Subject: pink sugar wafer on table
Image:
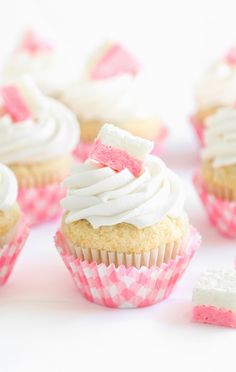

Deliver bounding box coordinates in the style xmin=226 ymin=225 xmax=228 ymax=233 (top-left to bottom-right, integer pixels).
xmin=192 ymin=269 xmax=236 ymax=328
xmin=19 ymin=29 xmax=53 ymax=54
xmin=89 ymin=124 xmax=153 ymax=176
xmin=89 ymin=42 xmax=141 ymax=80
xmin=1 ymin=85 xmax=31 ymax=122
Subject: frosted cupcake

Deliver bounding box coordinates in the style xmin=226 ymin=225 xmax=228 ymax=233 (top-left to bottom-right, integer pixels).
xmin=60 ymin=42 xmax=167 ymax=161
xmin=194 ymin=107 xmax=236 ymax=237
xmin=191 ymin=45 xmax=236 ymax=145
xmin=55 ymin=124 xmax=200 ymax=308
xmin=0 ymin=163 xmax=29 ymax=285
xmin=2 ymin=29 xmax=63 ymax=97
xmin=0 ymin=76 xmax=79 ymax=225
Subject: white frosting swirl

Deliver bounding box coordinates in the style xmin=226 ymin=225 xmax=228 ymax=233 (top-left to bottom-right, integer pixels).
xmin=202 ymin=108 xmax=236 ymax=167
xmin=3 ymin=51 xmax=62 ymax=96
xmin=61 ymin=156 xmax=185 ymax=229
xmin=195 ymin=61 xmax=236 ymax=109
xmin=61 ymin=74 xmax=157 ymax=121
xmin=0 ymin=163 xmax=18 ymax=211
xmin=0 ymin=98 xmax=79 ymax=164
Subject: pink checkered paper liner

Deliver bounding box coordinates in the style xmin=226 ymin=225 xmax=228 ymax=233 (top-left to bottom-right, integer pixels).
xmin=193 ymin=170 xmax=236 ymax=238
xmin=54 ymin=226 xmax=200 ymax=308
xmin=190 ymin=115 xmax=205 ymax=146
xmin=73 ymin=127 xmax=168 ymax=163
xmin=0 ymin=218 xmax=29 ymax=286
xmin=18 ymin=183 xmax=65 ymax=226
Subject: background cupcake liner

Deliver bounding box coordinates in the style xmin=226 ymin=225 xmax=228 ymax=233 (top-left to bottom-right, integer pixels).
xmin=54 ymin=226 xmax=200 ymax=308
xmin=18 ymin=184 xmax=65 ymax=226
xmin=64 ymin=232 xmax=186 ymax=269
xmin=190 ymin=115 xmax=205 ymax=146
xmin=0 ymin=218 xmax=29 ymax=286
xmin=193 ymin=170 xmax=236 ymax=238
xmin=73 ymin=126 xmax=168 ymax=163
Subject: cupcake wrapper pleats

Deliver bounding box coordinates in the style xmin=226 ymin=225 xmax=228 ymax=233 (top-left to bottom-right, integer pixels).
xmin=193 ymin=171 xmax=236 ymax=238
xmin=0 ymin=218 xmax=29 ymax=285
xmin=54 ymin=226 xmax=201 ymax=308
xmin=18 ymin=183 xmax=65 ymax=226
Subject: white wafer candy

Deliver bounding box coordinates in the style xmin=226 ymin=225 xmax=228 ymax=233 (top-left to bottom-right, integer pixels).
xmin=90 ymin=124 xmax=154 ymax=176
xmin=193 ymin=269 xmax=236 ymax=311
xmin=97 ymin=123 xmax=153 ymax=160
xmin=192 ymin=269 xmax=236 ymax=328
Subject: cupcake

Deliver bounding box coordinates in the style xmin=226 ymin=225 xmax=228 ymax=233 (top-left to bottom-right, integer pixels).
xmin=55 ymin=124 xmax=200 ymax=308
xmin=60 ymin=42 xmax=168 ymax=161
xmin=191 ymin=45 xmax=236 ymax=145
xmin=0 ymin=163 xmax=29 ymax=285
xmin=2 ymin=29 xmax=63 ymax=97
xmin=0 ymin=76 xmax=79 ymax=225
xmin=193 ymin=107 xmax=236 ymax=237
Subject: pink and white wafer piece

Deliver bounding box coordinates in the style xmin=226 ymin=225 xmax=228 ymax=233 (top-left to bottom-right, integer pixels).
xmin=1 ymin=85 xmax=32 ymax=122
xmin=192 ymin=269 xmax=236 ymax=328
xmin=18 ymin=29 xmax=53 ymax=54
xmin=89 ymin=42 xmax=141 ymax=80
xmin=54 ymin=227 xmax=200 ymax=309
xmin=1 ymin=78 xmax=46 ymax=122
xmin=74 ymin=127 xmax=168 ymax=163
xmin=90 ymin=124 xmax=153 ymax=176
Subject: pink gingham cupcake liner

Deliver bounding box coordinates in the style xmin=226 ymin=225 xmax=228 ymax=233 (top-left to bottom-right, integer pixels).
xmin=73 ymin=127 xmax=168 ymax=163
xmin=190 ymin=115 xmax=205 ymax=146
xmin=0 ymin=218 xmax=29 ymax=285
xmin=193 ymin=170 xmax=236 ymax=238
xmin=18 ymin=183 xmax=65 ymax=226
xmin=54 ymin=226 xmax=201 ymax=308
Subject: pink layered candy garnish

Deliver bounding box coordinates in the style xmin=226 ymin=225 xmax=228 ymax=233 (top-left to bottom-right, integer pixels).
xmin=193 ymin=306 xmax=236 ymax=328
xmin=90 ymin=139 xmax=143 ymax=176
xmin=1 ymin=85 xmax=31 ymax=122
xmin=18 ymin=29 xmax=53 ymax=54
xmin=225 ymin=46 xmax=236 ymax=65
xmin=89 ymin=43 xmax=141 ymax=80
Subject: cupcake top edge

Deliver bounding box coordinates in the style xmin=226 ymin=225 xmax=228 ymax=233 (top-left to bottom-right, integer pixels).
xmin=202 ymin=107 xmax=236 ymax=168
xmin=0 ymin=76 xmax=79 ymax=165
xmin=61 ymin=124 xmax=185 ymax=229
xmin=0 ymin=163 xmax=18 ymax=211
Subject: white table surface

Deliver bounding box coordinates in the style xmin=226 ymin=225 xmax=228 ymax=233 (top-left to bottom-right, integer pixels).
xmin=0 ymin=122 xmax=235 ymax=372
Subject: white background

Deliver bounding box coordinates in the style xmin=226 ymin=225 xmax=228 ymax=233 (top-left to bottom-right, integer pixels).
xmin=0 ymin=1 xmax=236 ymax=371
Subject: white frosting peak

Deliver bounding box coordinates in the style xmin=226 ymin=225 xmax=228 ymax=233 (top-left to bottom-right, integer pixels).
xmin=0 ymin=163 xmax=18 ymax=211
xmin=61 ymin=156 xmax=185 ymax=229
xmin=202 ymin=108 xmax=236 ymax=167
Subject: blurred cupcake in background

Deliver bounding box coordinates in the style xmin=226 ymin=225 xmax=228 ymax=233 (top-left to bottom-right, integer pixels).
xmin=191 ymin=45 xmax=236 ymax=145
xmin=55 ymin=124 xmax=200 ymax=308
xmin=60 ymin=41 xmax=168 ymax=161
xmin=0 ymin=76 xmax=79 ymax=225
xmin=2 ymin=29 xmax=64 ymax=97
xmin=0 ymin=163 xmax=29 ymax=285
xmin=193 ymin=107 xmax=236 ymax=238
